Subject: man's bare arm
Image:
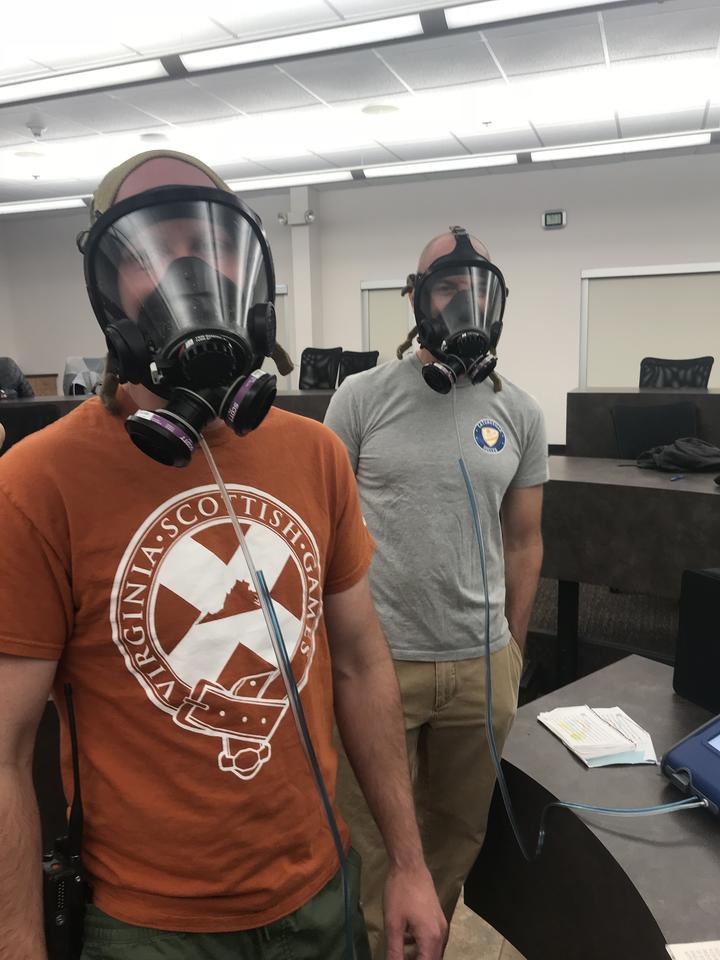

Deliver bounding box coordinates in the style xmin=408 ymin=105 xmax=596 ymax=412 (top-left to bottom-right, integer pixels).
xmin=325 ymin=576 xmax=446 ymax=960
xmin=501 ymin=484 xmax=544 ymax=650
xmin=0 ymin=654 xmax=58 ymax=960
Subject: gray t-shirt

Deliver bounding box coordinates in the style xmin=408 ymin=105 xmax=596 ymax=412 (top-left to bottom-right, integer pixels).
xmin=324 ymin=353 xmax=548 ymax=661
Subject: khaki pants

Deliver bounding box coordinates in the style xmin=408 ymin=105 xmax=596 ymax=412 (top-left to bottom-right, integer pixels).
xmin=335 ymin=642 xmax=523 ymax=960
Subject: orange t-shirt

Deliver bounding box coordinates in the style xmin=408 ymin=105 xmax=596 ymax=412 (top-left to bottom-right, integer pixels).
xmin=0 ymin=391 xmax=374 ymax=932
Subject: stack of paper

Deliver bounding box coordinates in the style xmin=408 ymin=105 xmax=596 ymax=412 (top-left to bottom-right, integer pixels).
xmin=667 ymin=943 xmax=720 ymax=960
xmin=537 ymin=705 xmax=657 ymax=767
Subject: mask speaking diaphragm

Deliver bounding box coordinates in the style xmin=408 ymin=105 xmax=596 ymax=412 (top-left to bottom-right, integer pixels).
xmin=413 ymin=229 xmax=508 ymax=394
xmin=81 ymin=185 xmax=278 ymax=466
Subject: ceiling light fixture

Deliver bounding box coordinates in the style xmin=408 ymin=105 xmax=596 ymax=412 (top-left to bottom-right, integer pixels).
xmin=0 ymin=60 xmax=168 ymax=106
xmin=180 ymin=15 xmax=423 ymax=72
xmin=530 ymin=131 xmax=712 ymax=162
xmin=226 ymin=170 xmax=353 ymax=191
xmin=445 ymin=0 xmax=630 ymax=29
xmin=0 ymin=197 xmax=87 ymax=215
xmin=363 ymin=153 xmax=518 ymax=178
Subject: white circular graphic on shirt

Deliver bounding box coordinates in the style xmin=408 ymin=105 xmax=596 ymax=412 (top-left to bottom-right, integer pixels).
xmin=474 ymin=418 xmax=506 ymax=454
xmin=109 ymin=485 xmax=322 ymax=781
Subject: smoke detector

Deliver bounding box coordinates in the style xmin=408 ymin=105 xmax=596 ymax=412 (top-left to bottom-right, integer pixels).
xmin=26 ymin=120 xmax=47 ymax=140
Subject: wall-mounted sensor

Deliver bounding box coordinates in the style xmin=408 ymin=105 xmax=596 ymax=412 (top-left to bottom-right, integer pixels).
xmin=543 ymin=210 xmax=566 ymax=229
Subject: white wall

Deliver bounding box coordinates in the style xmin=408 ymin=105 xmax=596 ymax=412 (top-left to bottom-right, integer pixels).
xmin=2 ymin=152 xmax=720 ymax=442
xmin=314 ymin=152 xmax=720 ymax=444
xmin=0 ymin=192 xmax=292 ymax=385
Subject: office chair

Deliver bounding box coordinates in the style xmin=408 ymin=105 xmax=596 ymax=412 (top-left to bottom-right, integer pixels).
xmin=611 ymin=401 xmax=698 ymax=460
xmin=63 ymin=356 xmax=105 ymax=396
xmin=337 ymin=350 xmax=380 ymax=385
xmin=639 ymin=356 xmax=714 ymax=389
xmin=298 ymin=347 xmax=343 ymax=390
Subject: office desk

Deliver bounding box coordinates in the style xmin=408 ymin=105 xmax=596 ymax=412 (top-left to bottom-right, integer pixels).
xmin=465 ymin=656 xmax=719 ymax=960
xmin=0 ymin=391 xmax=335 ymax=452
xmin=566 ymin=388 xmax=720 ymax=458
xmin=542 ymin=456 xmax=720 ymax=680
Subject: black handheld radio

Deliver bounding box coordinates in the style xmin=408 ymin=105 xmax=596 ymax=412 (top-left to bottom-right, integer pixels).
xmin=42 ymin=684 xmax=90 ymax=960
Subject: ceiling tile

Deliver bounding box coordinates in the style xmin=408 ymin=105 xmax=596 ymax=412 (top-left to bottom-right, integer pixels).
xmin=0 ymin=57 xmax=51 ymax=84
xmin=208 ymin=1 xmax=338 ymax=39
xmin=213 ymin=159 xmax=281 ymax=180
xmin=379 ymin=33 xmax=501 ymax=89
xmin=603 ymin=3 xmax=720 ymax=60
xmin=455 ymin=129 xmax=541 ymax=153
xmin=23 ymin=43 xmax=135 ymax=73
xmin=191 ymin=66 xmax=322 ymax=113
xmin=484 ymin=23 xmax=605 ymax=76
xmin=619 ymin=108 xmax=707 ymax=138
xmin=313 ymin=145 xmax=398 ymax=167
xmin=253 ymin=154 xmax=335 ymax=174
xmin=281 ymin=50 xmax=406 ymax=102
xmin=0 ymin=127 xmax=34 ymax=149
xmin=0 ymin=105 xmax=96 ymax=141
xmin=482 ymin=10 xmax=599 ymax=40
xmin=533 ymin=119 xmax=619 ymax=146
xmin=38 ymin=93 xmax=165 ymax=134
xmin=329 ymin=0 xmax=470 ymax=14
xmin=375 ymin=137 xmax=468 ymax=161
xmin=117 ymin=17 xmax=232 ymax=56
xmin=112 ymin=79 xmax=239 ymax=123
xmin=706 ymin=103 xmax=720 ymax=127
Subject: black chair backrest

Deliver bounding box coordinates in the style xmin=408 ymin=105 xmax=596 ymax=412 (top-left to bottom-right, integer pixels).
xmin=298 ymin=347 xmax=343 ymax=390
xmin=639 ymin=356 xmax=714 ymax=389
xmin=611 ymin=401 xmax=698 ymax=460
xmin=338 ymin=350 xmax=380 ymax=385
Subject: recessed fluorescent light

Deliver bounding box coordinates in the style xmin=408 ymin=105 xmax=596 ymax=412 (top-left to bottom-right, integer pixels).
xmin=363 ymin=154 xmax=518 ymax=178
xmin=0 ymin=197 xmax=87 ymax=215
xmin=226 ymin=170 xmax=353 ymax=191
xmin=0 ymin=60 xmax=167 ymax=106
xmin=180 ymin=15 xmax=422 ymax=71
xmin=445 ymin=0 xmax=629 ymax=29
xmin=531 ymin=132 xmax=711 ymax=163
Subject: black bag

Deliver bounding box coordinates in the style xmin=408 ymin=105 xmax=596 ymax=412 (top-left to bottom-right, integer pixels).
xmin=636 ymin=436 xmax=720 ymax=472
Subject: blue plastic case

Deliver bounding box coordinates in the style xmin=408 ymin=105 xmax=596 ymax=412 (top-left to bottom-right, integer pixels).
xmin=661 ymin=715 xmax=720 ymax=815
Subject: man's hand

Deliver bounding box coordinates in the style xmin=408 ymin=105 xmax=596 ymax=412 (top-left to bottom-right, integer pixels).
xmin=384 ymin=863 xmax=447 ymax=960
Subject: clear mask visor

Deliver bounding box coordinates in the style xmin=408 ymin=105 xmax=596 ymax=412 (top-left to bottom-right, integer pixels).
xmin=90 ymin=198 xmax=271 ymax=353
xmin=418 ymin=264 xmax=504 ymax=345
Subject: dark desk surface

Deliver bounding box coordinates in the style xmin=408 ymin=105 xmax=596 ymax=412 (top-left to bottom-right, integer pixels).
xmin=0 ymin=391 xmax=335 ymax=452
xmin=549 ymin=454 xmax=720 ymax=495
xmin=466 ymin=656 xmax=720 ymax=958
xmin=543 ymin=457 xmax=720 ymax=598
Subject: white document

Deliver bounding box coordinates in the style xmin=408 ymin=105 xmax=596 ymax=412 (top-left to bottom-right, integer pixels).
xmin=537 ymin=705 xmax=654 ymax=767
xmin=666 ymin=942 xmax=720 ymax=959
xmin=593 ymin=707 xmax=657 ymax=763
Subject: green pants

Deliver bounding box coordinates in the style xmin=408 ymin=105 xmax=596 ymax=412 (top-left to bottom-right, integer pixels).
xmin=80 ymin=850 xmax=371 ymax=960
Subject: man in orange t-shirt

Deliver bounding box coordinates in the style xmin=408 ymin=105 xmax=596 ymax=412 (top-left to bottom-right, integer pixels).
xmin=0 ymin=151 xmax=446 ymax=960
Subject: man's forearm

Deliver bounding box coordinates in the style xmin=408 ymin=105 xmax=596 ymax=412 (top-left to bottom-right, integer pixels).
xmin=504 ymin=540 xmax=543 ymax=649
xmin=333 ymin=638 xmax=423 ymax=870
xmin=0 ymin=764 xmax=47 ymax=960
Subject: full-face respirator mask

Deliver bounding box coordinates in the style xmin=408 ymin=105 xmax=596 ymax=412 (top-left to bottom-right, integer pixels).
xmin=79 ymin=184 xmax=278 ymax=467
xmin=413 ymin=226 xmax=508 ymax=394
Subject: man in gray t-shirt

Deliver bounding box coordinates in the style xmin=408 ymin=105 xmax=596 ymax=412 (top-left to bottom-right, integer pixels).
xmin=325 ymin=227 xmax=548 ymax=957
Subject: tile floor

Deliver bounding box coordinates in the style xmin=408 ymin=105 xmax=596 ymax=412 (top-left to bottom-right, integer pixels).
xmin=444 ymin=899 xmax=525 ymax=960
